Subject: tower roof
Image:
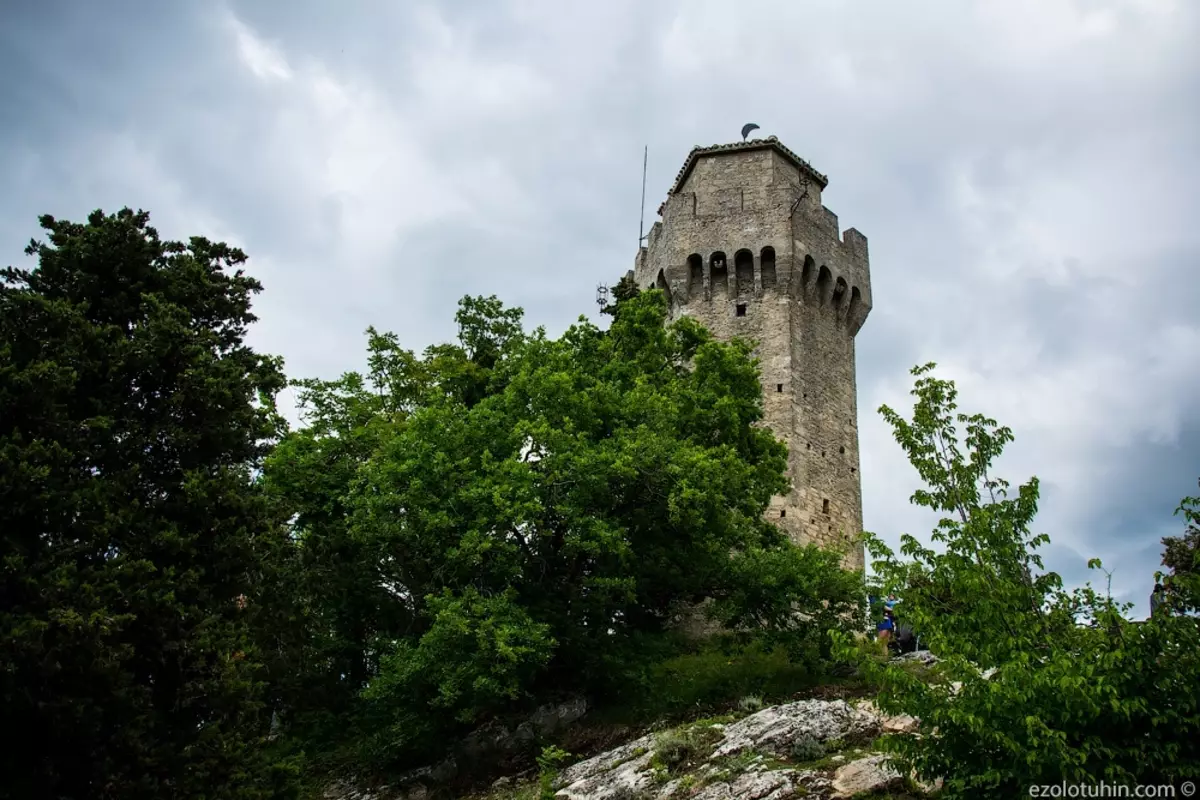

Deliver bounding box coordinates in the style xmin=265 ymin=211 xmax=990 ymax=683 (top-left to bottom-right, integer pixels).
xmin=668 ymin=136 xmax=829 ymax=195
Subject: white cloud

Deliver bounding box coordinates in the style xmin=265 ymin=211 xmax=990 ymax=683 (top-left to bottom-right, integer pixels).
xmin=406 ymin=7 xmax=552 ymax=117
xmin=225 ymin=11 xmax=292 ymax=83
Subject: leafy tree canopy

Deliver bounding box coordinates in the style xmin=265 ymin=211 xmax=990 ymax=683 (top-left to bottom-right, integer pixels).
xmin=838 ymin=364 xmax=1200 ymax=798
xmin=266 ymin=288 xmax=863 ymax=772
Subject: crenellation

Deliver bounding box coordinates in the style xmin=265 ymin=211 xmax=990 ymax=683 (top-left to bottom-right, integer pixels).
xmin=819 ymin=207 xmax=841 ymax=240
xmin=843 ymin=227 xmax=868 ymax=257
xmin=631 ymin=136 xmax=871 ymax=572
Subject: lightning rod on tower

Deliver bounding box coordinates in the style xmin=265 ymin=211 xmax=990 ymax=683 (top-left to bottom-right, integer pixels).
xmin=638 ymin=145 xmax=648 ymax=249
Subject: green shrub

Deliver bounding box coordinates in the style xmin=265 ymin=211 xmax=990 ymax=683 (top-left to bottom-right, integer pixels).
xmin=736 ymin=694 xmax=764 ymax=713
xmin=536 ymin=745 xmax=572 ymax=800
xmin=790 ymin=733 xmax=825 ymax=763
xmin=653 ymin=726 xmax=721 ymax=774
xmin=606 ymin=635 xmax=820 ymax=722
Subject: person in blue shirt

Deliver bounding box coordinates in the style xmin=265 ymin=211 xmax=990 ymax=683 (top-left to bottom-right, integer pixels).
xmin=877 ymin=607 xmax=895 ymax=642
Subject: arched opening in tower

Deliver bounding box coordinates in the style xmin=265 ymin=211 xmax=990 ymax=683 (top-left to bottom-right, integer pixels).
xmin=709 ymin=252 xmax=728 ymax=300
xmin=687 ymin=254 xmax=703 ymax=300
xmin=847 ymin=286 xmax=863 ymax=330
xmin=734 ymin=249 xmax=754 ymax=297
xmin=816 ymin=266 xmax=833 ymax=306
xmin=832 ymin=277 xmax=848 ymax=313
xmin=655 ymin=269 xmax=673 ymax=309
xmin=800 ymin=255 xmax=816 ymax=298
xmin=760 ymin=246 xmax=777 ymax=291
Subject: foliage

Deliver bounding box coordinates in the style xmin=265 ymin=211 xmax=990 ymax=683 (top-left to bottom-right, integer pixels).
xmin=0 ymin=204 xmax=864 ymax=795
xmin=736 ymin=694 xmax=764 ymax=713
xmin=1160 ymin=480 xmax=1200 ymax=613
xmin=598 ymin=635 xmax=825 ymax=724
xmin=653 ymin=726 xmax=720 ymax=774
xmin=835 ymin=363 xmax=1200 ymax=798
xmin=265 ymin=288 xmax=862 ymax=774
xmin=789 ymin=733 xmax=825 ymax=762
xmin=536 ymin=745 xmax=572 ymax=800
xmin=0 ymin=210 xmax=294 ymax=798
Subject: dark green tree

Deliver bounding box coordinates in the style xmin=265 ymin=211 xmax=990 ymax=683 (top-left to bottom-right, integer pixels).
xmin=0 ymin=210 xmax=296 ymax=799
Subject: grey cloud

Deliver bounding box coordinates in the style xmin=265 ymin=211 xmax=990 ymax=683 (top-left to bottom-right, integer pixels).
xmin=2 ymin=0 xmax=1197 ymax=619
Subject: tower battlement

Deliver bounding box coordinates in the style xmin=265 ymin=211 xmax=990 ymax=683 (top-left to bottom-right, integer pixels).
xmin=631 ymin=137 xmax=872 ymax=570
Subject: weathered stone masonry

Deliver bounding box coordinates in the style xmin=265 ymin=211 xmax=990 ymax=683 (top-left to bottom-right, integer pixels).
xmin=629 ymin=137 xmax=872 ymax=571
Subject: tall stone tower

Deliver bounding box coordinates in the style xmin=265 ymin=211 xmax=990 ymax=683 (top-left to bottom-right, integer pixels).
xmin=631 ymin=136 xmax=872 ymax=571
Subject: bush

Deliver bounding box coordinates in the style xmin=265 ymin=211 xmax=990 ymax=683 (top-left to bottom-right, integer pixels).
xmin=736 ymin=694 xmax=765 ymax=713
xmin=653 ymin=726 xmax=720 ymax=774
xmin=605 ymin=636 xmax=820 ymax=722
xmin=536 ymin=745 xmax=572 ymax=800
xmin=790 ymin=733 xmax=825 ymax=763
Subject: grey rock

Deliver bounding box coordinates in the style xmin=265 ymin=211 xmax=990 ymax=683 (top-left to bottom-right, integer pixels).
xmin=554 ymin=733 xmax=658 ymax=799
xmin=553 ymin=700 xmax=890 ymax=799
xmin=855 ymin=699 xmax=919 ymax=734
xmin=830 ymin=754 xmax=902 ymax=798
xmin=710 ymin=700 xmax=879 ymax=759
xmin=690 ymin=768 xmax=806 ymax=800
xmin=893 ymin=650 xmax=939 ymax=665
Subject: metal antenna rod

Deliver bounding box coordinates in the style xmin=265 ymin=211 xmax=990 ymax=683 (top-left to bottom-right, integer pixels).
xmin=637 ymin=145 xmax=648 ymax=248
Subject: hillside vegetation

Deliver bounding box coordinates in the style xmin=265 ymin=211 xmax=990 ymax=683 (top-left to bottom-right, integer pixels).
xmin=2 ymin=209 xmax=1197 ymax=799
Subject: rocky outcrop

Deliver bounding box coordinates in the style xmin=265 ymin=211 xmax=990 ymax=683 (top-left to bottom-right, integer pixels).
xmin=554 ymin=733 xmax=659 ymax=799
xmin=708 ymin=700 xmax=879 ymax=759
xmin=550 ymin=699 xmax=920 ymax=800
xmin=325 ymin=655 xmax=948 ymax=799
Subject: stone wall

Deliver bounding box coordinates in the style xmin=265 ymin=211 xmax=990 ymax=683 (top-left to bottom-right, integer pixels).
xmin=632 ymin=138 xmax=872 ymax=571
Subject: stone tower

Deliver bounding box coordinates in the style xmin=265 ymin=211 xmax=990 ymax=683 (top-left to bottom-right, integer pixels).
xmin=630 ymin=136 xmax=872 ymax=571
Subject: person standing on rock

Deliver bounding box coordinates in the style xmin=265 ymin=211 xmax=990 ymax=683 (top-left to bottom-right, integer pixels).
xmin=877 ymin=607 xmax=894 ymax=644
xmin=1151 ymin=581 xmax=1168 ymax=617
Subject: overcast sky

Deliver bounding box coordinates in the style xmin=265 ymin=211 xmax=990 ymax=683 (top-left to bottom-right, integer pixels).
xmin=3 ymin=0 xmax=1197 ymax=616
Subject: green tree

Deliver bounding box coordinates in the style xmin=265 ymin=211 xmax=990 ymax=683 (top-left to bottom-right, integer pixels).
xmin=0 ymin=210 xmax=296 ymax=799
xmin=259 ymin=300 xmax=529 ymax=762
xmin=269 ymin=288 xmax=863 ymax=774
xmin=1160 ymin=480 xmax=1200 ymax=613
xmin=836 ymin=364 xmax=1200 ymax=797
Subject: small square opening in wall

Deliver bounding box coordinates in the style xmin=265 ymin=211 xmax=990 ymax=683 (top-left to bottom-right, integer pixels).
xmin=822 ymin=498 xmax=830 ymax=514
xmin=780 ymin=509 xmax=786 ymax=518
xmin=776 ymin=384 xmax=783 ymax=393
xmin=736 ymin=303 xmax=747 ymax=317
